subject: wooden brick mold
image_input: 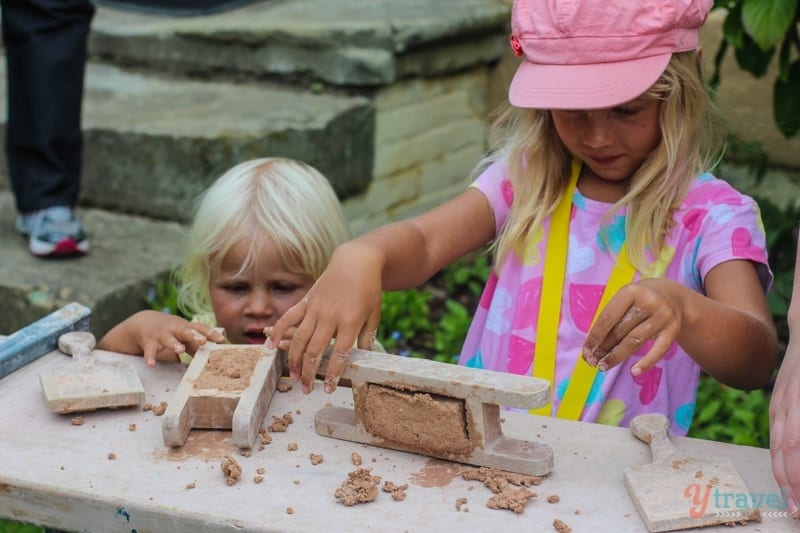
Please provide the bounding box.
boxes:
[162,343,282,449]
[315,349,554,476]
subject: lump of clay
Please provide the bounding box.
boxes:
[221,454,242,486]
[334,468,382,506]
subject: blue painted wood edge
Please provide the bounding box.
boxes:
[0,302,92,380]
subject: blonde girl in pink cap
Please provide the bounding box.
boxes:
[269,0,778,437]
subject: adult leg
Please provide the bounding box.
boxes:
[2,0,95,214]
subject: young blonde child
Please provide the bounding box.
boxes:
[98,157,350,367]
[269,0,778,435]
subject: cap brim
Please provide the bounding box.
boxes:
[508,53,672,109]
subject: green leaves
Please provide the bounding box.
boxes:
[741,0,796,52]
[713,0,800,138]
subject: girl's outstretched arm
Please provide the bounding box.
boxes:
[770,241,800,518]
[269,187,496,394]
[583,259,777,390]
[98,310,225,367]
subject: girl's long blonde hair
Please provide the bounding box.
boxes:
[177,157,351,317]
[486,51,722,274]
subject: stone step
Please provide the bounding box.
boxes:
[0,190,185,338]
[0,0,508,338]
[89,0,509,87]
[0,60,374,222]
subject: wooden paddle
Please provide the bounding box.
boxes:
[39,331,145,414]
[624,413,758,532]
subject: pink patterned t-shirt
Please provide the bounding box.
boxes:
[458,160,772,435]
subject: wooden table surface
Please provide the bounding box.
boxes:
[0,346,794,532]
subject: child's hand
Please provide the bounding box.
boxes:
[582,278,683,376]
[97,310,226,368]
[269,241,383,394]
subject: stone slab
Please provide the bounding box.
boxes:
[90,0,510,86]
[0,60,374,221]
[0,190,186,338]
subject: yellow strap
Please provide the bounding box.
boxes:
[530,159,580,416]
[556,244,635,419]
[530,159,637,420]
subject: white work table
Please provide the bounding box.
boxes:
[0,347,794,532]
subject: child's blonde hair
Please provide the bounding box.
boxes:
[177,157,350,316]
[488,51,722,274]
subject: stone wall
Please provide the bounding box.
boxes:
[344,68,489,235]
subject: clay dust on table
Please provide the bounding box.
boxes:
[220,454,242,485]
[462,466,544,514]
[194,348,263,392]
[334,468,382,506]
[553,518,572,532]
[267,412,294,432]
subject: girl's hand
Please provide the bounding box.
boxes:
[582,278,683,376]
[98,310,226,368]
[268,241,383,394]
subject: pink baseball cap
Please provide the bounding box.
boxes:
[508,0,713,109]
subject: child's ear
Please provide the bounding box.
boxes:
[696,46,703,61]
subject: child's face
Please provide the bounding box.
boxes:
[209,238,315,345]
[551,97,661,196]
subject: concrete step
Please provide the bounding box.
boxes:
[89,0,509,87]
[0,190,185,338]
[0,60,374,222]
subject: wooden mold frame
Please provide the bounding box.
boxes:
[162,343,282,449]
[315,349,554,476]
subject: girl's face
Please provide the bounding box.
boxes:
[209,238,314,345]
[551,97,662,201]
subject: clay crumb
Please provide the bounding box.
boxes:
[256,467,265,475]
[258,444,265,451]
[128,423,137,431]
[487,488,536,514]
[107,453,116,460]
[455,497,468,512]
[351,452,362,466]
[254,476,264,484]
[268,412,294,432]
[71,416,85,426]
[553,518,572,533]
[574,509,581,515]
[260,432,272,445]
[310,453,324,465]
[287,443,298,451]
[695,470,703,478]
[277,381,293,393]
[294,479,300,485]
[186,482,196,490]
[462,466,542,493]
[286,507,294,515]
[142,403,153,412]
[151,401,168,416]
[324,401,333,408]
[383,481,408,501]
[239,449,252,457]
[547,494,560,503]
[221,454,242,486]
[334,468,382,506]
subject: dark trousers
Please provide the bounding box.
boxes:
[2,0,94,214]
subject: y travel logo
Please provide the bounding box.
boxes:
[684,483,794,520]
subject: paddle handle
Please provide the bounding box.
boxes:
[57,331,97,362]
[629,413,676,462]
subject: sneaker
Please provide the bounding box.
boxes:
[16,206,90,257]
